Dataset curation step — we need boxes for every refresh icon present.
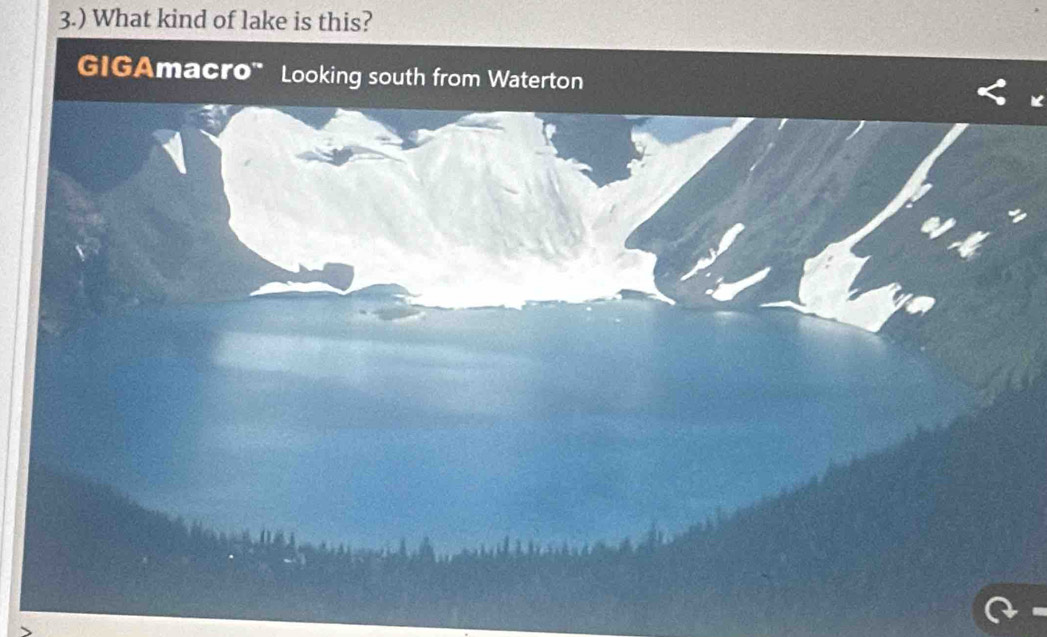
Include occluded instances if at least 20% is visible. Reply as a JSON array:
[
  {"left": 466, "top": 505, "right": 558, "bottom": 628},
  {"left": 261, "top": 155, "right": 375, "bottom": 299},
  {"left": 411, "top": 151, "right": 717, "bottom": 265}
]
[
  {"left": 974, "top": 583, "right": 1047, "bottom": 636},
  {"left": 985, "top": 596, "right": 1019, "bottom": 625}
]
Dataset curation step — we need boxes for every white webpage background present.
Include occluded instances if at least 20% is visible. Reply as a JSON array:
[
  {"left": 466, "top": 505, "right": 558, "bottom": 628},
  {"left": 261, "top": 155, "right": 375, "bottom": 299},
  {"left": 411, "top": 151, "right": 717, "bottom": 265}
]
[
  {"left": 0, "top": 0, "right": 47, "bottom": 632},
  {"left": 22, "top": 0, "right": 1047, "bottom": 56},
  {"left": 3, "top": 0, "right": 1047, "bottom": 633}
]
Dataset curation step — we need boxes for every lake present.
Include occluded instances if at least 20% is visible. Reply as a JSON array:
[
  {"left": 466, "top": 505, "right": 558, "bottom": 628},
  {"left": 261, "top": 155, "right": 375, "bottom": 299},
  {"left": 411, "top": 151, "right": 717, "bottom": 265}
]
[{"left": 29, "top": 296, "right": 971, "bottom": 552}]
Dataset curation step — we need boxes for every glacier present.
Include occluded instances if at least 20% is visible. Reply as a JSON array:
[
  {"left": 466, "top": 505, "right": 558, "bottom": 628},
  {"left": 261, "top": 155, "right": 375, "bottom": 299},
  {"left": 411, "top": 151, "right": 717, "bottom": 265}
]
[{"left": 217, "top": 108, "right": 749, "bottom": 308}]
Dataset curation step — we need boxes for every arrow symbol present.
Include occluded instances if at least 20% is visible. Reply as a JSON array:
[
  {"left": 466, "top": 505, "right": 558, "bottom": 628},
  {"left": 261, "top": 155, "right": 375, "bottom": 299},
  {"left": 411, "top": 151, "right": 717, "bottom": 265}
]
[
  {"left": 985, "top": 596, "right": 1019, "bottom": 623},
  {"left": 20, "top": 627, "right": 32, "bottom": 637},
  {"left": 1033, "top": 95, "right": 1045, "bottom": 108}
]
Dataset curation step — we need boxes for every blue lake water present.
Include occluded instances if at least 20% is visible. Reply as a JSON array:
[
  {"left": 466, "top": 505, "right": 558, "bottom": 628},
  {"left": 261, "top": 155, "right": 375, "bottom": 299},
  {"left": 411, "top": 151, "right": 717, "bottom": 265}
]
[{"left": 30, "top": 297, "right": 971, "bottom": 552}]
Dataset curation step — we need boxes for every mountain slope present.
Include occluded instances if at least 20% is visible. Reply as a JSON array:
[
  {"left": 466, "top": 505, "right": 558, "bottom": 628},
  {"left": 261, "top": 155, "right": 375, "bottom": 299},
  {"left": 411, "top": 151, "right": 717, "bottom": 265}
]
[
  {"left": 629, "top": 119, "right": 1047, "bottom": 398},
  {"left": 40, "top": 111, "right": 355, "bottom": 331}
]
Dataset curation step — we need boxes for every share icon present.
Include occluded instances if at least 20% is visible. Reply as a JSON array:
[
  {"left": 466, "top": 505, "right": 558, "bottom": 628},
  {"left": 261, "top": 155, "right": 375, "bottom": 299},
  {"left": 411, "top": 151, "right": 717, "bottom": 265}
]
[{"left": 978, "top": 78, "right": 1008, "bottom": 106}]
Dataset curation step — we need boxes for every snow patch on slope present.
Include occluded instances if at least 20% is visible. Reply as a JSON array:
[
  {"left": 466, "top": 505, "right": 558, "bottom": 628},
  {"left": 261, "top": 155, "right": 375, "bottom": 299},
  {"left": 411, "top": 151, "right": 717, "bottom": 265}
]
[
  {"left": 252, "top": 282, "right": 352, "bottom": 296},
  {"left": 153, "top": 129, "right": 186, "bottom": 174},
  {"left": 221, "top": 109, "right": 750, "bottom": 308},
  {"left": 772, "top": 124, "right": 967, "bottom": 332},
  {"left": 845, "top": 121, "right": 866, "bottom": 141},
  {"left": 1008, "top": 208, "right": 1028, "bottom": 224},
  {"left": 949, "top": 231, "right": 990, "bottom": 260},
  {"left": 904, "top": 184, "right": 933, "bottom": 209},
  {"left": 680, "top": 223, "right": 745, "bottom": 281},
  {"left": 749, "top": 142, "right": 774, "bottom": 173},
  {"left": 905, "top": 296, "right": 936, "bottom": 314},
  {"left": 921, "top": 216, "right": 956, "bottom": 240},
  {"left": 708, "top": 267, "right": 771, "bottom": 301},
  {"left": 200, "top": 130, "right": 221, "bottom": 148}
]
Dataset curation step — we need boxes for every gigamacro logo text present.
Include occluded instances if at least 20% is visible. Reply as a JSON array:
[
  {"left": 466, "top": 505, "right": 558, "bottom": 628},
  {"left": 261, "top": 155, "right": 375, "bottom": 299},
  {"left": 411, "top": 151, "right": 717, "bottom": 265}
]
[{"left": 76, "top": 54, "right": 263, "bottom": 80}]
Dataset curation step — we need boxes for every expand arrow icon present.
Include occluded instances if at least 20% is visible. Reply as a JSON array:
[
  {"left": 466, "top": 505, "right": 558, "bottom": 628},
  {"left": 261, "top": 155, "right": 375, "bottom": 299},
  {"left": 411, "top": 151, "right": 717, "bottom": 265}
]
[
  {"left": 1032, "top": 95, "right": 1045, "bottom": 108},
  {"left": 20, "top": 627, "right": 32, "bottom": 637}
]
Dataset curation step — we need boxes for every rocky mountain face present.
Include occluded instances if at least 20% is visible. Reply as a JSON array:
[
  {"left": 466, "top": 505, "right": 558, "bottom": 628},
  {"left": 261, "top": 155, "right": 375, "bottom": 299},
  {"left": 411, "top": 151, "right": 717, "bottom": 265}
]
[
  {"left": 40, "top": 107, "right": 353, "bottom": 334},
  {"left": 38, "top": 171, "right": 108, "bottom": 335},
  {"left": 629, "top": 119, "right": 1047, "bottom": 400}
]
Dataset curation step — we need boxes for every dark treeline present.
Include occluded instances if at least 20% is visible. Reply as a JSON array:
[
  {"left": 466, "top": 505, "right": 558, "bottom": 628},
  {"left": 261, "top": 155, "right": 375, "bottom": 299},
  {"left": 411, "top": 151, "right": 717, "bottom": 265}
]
[{"left": 22, "top": 374, "right": 1047, "bottom": 636}]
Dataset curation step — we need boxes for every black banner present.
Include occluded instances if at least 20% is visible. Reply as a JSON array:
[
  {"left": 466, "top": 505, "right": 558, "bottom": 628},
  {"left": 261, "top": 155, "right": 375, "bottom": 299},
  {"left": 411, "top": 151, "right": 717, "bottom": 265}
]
[{"left": 54, "top": 38, "right": 1047, "bottom": 125}]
